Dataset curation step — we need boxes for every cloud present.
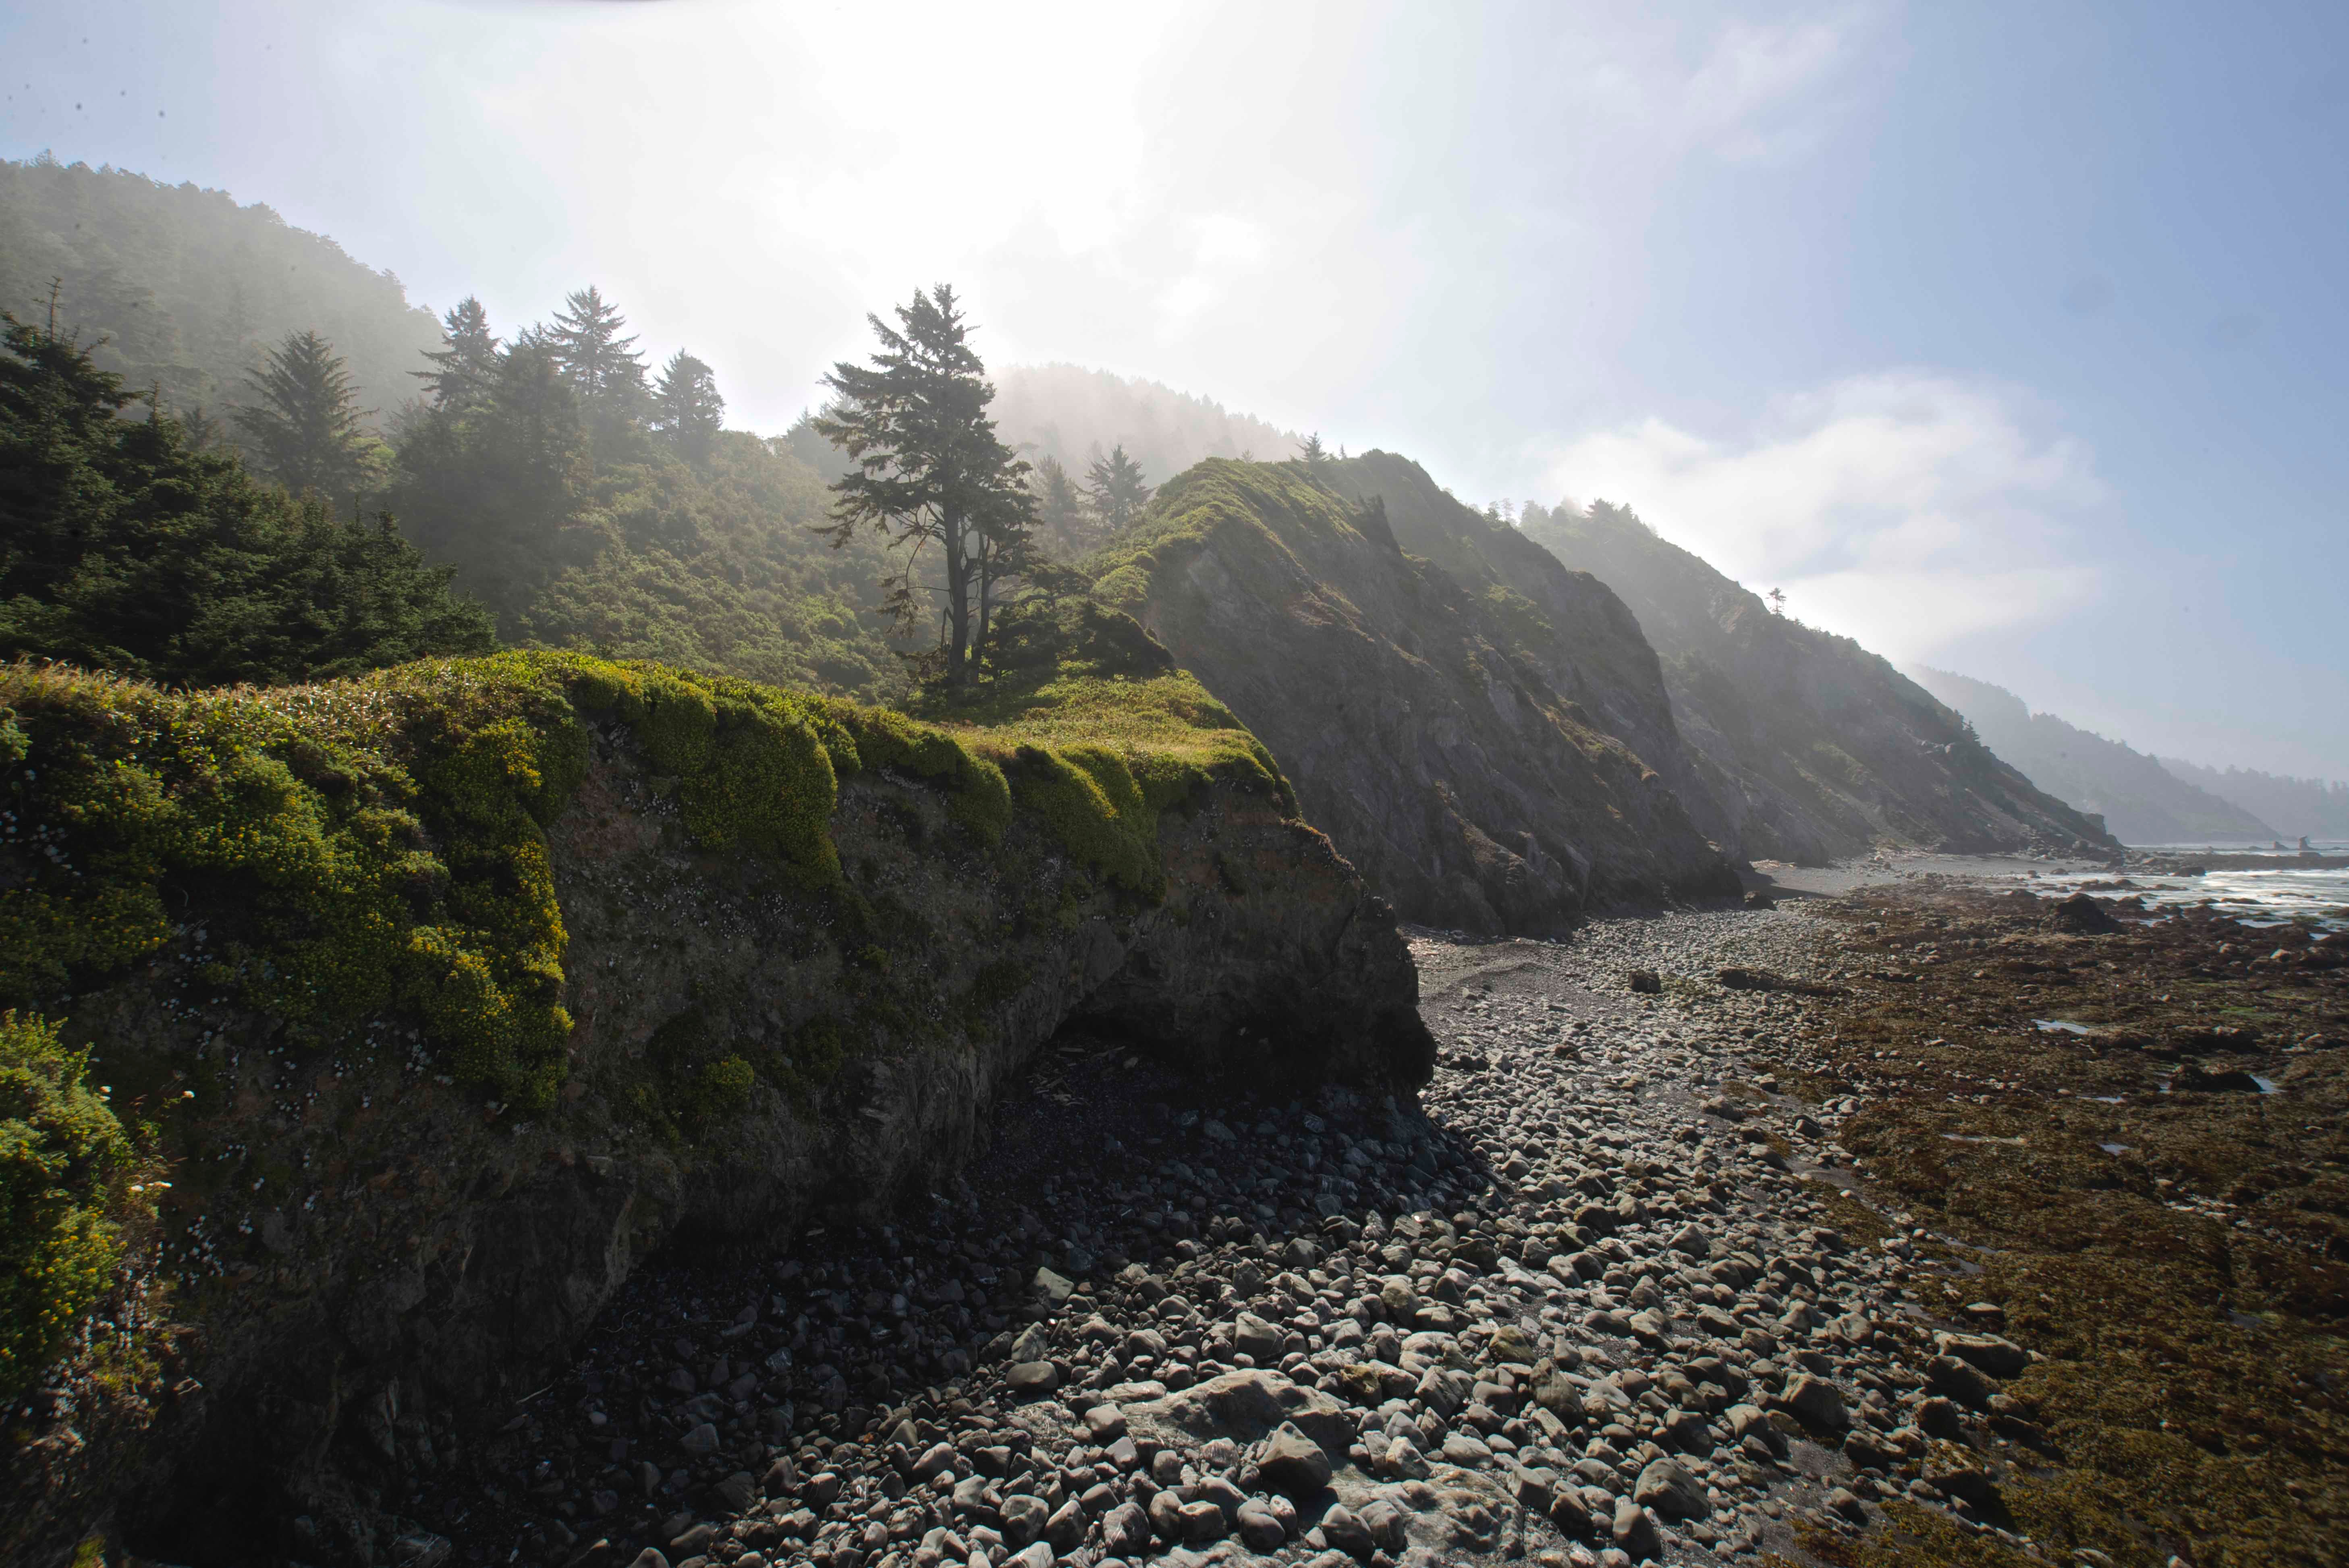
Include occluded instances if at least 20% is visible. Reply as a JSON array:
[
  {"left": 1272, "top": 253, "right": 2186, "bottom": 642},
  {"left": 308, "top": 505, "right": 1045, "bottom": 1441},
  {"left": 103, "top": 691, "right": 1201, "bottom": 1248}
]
[
  {"left": 1539, "top": 371, "right": 2108, "bottom": 656},
  {"left": 1569, "top": 5, "right": 1878, "bottom": 166}
]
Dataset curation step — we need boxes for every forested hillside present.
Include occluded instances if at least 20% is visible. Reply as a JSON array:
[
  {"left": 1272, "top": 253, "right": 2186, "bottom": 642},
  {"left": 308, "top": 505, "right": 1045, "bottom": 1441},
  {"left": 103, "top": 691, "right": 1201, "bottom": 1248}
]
[
  {"left": 1909, "top": 666, "right": 2276, "bottom": 844},
  {"left": 0, "top": 157, "right": 920, "bottom": 701},
  {"left": 0, "top": 155, "right": 439, "bottom": 430},
  {"left": 1513, "top": 498, "right": 2114, "bottom": 861}
]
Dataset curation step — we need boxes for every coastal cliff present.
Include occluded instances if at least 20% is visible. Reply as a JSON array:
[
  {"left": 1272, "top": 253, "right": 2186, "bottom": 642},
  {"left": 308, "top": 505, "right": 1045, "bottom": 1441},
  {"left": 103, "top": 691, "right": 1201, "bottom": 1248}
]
[{"left": 0, "top": 644, "right": 1431, "bottom": 1566}]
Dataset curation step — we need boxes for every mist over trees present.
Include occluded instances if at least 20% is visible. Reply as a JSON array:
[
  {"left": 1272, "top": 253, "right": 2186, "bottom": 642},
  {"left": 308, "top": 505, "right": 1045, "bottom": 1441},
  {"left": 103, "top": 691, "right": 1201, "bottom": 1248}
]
[
  {"left": 0, "top": 311, "right": 491, "bottom": 683},
  {"left": 1083, "top": 444, "right": 1153, "bottom": 535},
  {"left": 2155, "top": 756, "right": 2349, "bottom": 839},
  {"left": 0, "top": 156, "right": 439, "bottom": 439},
  {"left": 988, "top": 363, "right": 1301, "bottom": 484}
]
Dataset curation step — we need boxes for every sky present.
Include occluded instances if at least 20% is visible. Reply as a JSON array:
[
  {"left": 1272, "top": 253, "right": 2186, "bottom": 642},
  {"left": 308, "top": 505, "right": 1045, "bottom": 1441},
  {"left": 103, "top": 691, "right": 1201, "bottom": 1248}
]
[{"left": 4, "top": 0, "right": 2344, "bottom": 779}]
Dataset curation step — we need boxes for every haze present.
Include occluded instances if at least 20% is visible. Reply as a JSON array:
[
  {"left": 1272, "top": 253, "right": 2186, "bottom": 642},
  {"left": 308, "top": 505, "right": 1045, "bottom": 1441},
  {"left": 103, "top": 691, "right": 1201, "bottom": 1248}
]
[{"left": 6, "top": 0, "right": 2345, "bottom": 778}]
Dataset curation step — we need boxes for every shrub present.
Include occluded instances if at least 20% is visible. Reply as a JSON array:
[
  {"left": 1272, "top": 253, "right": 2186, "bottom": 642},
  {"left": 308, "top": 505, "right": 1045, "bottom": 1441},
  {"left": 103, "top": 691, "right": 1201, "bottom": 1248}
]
[{"left": 0, "top": 1012, "right": 139, "bottom": 1400}]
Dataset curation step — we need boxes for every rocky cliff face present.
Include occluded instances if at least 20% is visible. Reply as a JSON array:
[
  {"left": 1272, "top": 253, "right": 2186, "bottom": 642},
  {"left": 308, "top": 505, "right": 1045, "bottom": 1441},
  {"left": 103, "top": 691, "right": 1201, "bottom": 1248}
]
[
  {"left": 1315, "top": 454, "right": 1737, "bottom": 856},
  {"left": 1517, "top": 504, "right": 2117, "bottom": 863},
  {"left": 0, "top": 650, "right": 1430, "bottom": 1567},
  {"left": 1087, "top": 461, "right": 1739, "bottom": 935}
]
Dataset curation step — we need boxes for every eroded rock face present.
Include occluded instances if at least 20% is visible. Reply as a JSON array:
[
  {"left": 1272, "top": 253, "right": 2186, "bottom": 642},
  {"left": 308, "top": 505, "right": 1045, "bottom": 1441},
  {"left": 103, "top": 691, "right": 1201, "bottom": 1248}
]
[
  {"left": 1091, "top": 462, "right": 1740, "bottom": 935},
  {"left": 17, "top": 722, "right": 1430, "bottom": 1567},
  {"left": 1520, "top": 502, "right": 2118, "bottom": 863}
]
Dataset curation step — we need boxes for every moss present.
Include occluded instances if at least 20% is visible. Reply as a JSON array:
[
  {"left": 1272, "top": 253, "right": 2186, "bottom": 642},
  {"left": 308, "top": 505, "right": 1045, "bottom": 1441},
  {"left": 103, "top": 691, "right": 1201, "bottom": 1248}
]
[
  {"left": 1, "top": 633, "right": 1293, "bottom": 1113},
  {"left": 906, "top": 595, "right": 1299, "bottom": 886},
  {"left": 0, "top": 1011, "right": 143, "bottom": 1400}
]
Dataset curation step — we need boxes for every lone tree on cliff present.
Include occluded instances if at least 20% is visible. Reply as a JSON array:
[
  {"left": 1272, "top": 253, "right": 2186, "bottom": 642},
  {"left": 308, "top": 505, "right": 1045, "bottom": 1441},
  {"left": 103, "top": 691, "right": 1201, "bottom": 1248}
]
[{"left": 815, "top": 285, "right": 1033, "bottom": 683}]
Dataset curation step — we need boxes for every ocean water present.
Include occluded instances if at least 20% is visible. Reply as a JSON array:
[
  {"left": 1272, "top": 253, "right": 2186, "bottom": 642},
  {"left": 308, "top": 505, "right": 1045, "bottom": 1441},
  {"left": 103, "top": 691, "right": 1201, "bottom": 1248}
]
[{"left": 2037, "top": 839, "right": 2349, "bottom": 929}]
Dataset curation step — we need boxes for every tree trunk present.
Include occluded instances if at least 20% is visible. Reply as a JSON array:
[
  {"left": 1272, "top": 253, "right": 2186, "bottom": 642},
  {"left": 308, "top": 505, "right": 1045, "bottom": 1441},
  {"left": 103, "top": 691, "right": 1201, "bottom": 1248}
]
[{"left": 944, "top": 508, "right": 972, "bottom": 684}]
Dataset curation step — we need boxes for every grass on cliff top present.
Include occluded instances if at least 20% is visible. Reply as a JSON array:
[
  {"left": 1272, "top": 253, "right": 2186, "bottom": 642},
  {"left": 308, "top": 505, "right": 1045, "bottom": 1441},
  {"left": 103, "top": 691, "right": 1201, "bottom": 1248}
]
[
  {"left": 1085, "top": 457, "right": 1379, "bottom": 622},
  {"left": 907, "top": 596, "right": 1301, "bottom": 896},
  {"left": 0, "top": 634, "right": 1293, "bottom": 1119},
  {"left": 1755, "top": 886, "right": 2348, "bottom": 1568}
]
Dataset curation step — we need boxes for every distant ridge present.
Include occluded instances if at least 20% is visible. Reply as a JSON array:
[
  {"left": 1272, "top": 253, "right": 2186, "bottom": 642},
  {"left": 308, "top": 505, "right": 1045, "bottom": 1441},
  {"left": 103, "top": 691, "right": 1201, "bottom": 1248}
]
[
  {"left": 0, "top": 155, "right": 439, "bottom": 428},
  {"left": 1507, "top": 500, "right": 2112, "bottom": 863},
  {"left": 1909, "top": 667, "right": 2276, "bottom": 844},
  {"left": 2155, "top": 756, "right": 2349, "bottom": 840}
]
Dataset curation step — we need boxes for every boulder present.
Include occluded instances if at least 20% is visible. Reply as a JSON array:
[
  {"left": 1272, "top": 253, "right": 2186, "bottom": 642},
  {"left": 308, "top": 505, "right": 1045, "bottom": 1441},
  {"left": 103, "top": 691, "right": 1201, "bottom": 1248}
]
[
  {"left": 1776, "top": 1373, "right": 1848, "bottom": 1429},
  {"left": 1252, "top": 1422, "right": 1334, "bottom": 1499},
  {"left": 1122, "top": 1369, "right": 1354, "bottom": 1456},
  {"left": 1631, "top": 1458, "right": 1708, "bottom": 1520}
]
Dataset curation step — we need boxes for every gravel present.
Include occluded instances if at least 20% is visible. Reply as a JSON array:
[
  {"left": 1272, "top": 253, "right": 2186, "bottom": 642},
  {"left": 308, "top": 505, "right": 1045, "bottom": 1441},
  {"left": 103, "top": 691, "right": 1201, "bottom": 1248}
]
[{"left": 422, "top": 908, "right": 2041, "bottom": 1567}]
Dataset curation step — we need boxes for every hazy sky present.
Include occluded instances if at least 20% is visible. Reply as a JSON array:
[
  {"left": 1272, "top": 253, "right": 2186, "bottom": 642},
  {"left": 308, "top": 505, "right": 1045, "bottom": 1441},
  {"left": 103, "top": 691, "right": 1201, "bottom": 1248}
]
[{"left": 5, "top": 0, "right": 2345, "bottom": 778}]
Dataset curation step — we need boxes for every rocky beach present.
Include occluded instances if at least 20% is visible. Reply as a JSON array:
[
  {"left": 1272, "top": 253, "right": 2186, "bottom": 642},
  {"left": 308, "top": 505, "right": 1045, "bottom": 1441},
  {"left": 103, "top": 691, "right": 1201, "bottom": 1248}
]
[{"left": 400, "top": 877, "right": 2337, "bottom": 1568}]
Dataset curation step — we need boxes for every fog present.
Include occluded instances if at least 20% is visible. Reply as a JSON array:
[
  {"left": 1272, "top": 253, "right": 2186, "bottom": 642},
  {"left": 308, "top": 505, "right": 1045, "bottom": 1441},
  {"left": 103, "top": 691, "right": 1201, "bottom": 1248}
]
[{"left": 2, "top": 0, "right": 2344, "bottom": 776}]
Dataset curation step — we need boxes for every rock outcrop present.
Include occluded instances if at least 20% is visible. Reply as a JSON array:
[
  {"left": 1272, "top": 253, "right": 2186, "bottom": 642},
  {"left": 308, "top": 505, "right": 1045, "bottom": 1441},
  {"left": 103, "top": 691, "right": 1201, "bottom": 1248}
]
[
  {"left": 1516, "top": 501, "right": 2118, "bottom": 862},
  {"left": 1317, "top": 452, "right": 1735, "bottom": 855},
  {"left": 1088, "top": 461, "right": 1740, "bottom": 935},
  {"left": 0, "top": 648, "right": 1430, "bottom": 1566}
]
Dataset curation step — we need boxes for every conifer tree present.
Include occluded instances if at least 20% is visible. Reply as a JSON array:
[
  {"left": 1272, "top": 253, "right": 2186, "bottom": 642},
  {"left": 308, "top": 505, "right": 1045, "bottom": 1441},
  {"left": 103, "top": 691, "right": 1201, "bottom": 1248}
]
[
  {"left": 1, "top": 312, "right": 492, "bottom": 683},
  {"left": 815, "top": 285, "right": 1033, "bottom": 684},
  {"left": 1031, "top": 454, "right": 1094, "bottom": 558},
  {"left": 1083, "top": 444, "right": 1152, "bottom": 535},
  {"left": 1299, "top": 431, "right": 1331, "bottom": 469},
  {"left": 652, "top": 349, "right": 725, "bottom": 462},
  {"left": 231, "top": 329, "right": 380, "bottom": 504},
  {"left": 547, "top": 286, "right": 647, "bottom": 414},
  {"left": 414, "top": 296, "right": 501, "bottom": 413}
]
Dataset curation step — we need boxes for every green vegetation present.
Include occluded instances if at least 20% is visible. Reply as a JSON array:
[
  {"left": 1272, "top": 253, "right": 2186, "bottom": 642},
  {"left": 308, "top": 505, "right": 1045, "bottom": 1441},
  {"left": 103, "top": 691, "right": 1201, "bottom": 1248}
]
[
  {"left": 1087, "top": 456, "right": 1367, "bottom": 614},
  {"left": 1761, "top": 886, "right": 2348, "bottom": 1568},
  {"left": 0, "top": 156, "right": 441, "bottom": 430},
  {"left": 0, "top": 1010, "right": 146, "bottom": 1400},
  {"left": 909, "top": 596, "right": 1296, "bottom": 895},
  {"left": 0, "top": 312, "right": 494, "bottom": 685},
  {"left": 1, "top": 634, "right": 1287, "bottom": 1109},
  {"left": 231, "top": 327, "right": 387, "bottom": 510},
  {"left": 815, "top": 285, "right": 1038, "bottom": 683},
  {"left": 389, "top": 292, "right": 915, "bottom": 700}
]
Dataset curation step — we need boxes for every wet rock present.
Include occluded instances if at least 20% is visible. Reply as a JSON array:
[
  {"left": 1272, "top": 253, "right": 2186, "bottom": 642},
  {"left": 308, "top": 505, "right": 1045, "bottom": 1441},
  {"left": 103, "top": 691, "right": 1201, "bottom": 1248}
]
[
  {"left": 1103, "top": 1501, "right": 1151, "bottom": 1556},
  {"left": 1004, "top": 1361, "right": 1061, "bottom": 1395},
  {"left": 1318, "top": 1504, "right": 1376, "bottom": 1558},
  {"left": 2051, "top": 892, "right": 2120, "bottom": 934}
]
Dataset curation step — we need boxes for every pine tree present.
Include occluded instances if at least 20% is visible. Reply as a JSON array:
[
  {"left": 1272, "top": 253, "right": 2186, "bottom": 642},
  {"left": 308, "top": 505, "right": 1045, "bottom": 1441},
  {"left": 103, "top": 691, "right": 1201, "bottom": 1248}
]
[
  {"left": 1299, "top": 431, "right": 1331, "bottom": 469},
  {"left": 652, "top": 349, "right": 725, "bottom": 462},
  {"left": 231, "top": 329, "right": 381, "bottom": 504},
  {"left": 1031, "top": 455, "right": 1095, "bottom": 558},
  {"left": 814, "top": 285, "right": 1034, "bottom": 684},
  {"left": 546, "top": 286, "right": 647, "bottom": 415},
  {"left": 414, "top": 296, "right": 501, "bottom": 413},
  {"left": 1083, "top": 444, "right": 1152, "bottom": 535}
]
